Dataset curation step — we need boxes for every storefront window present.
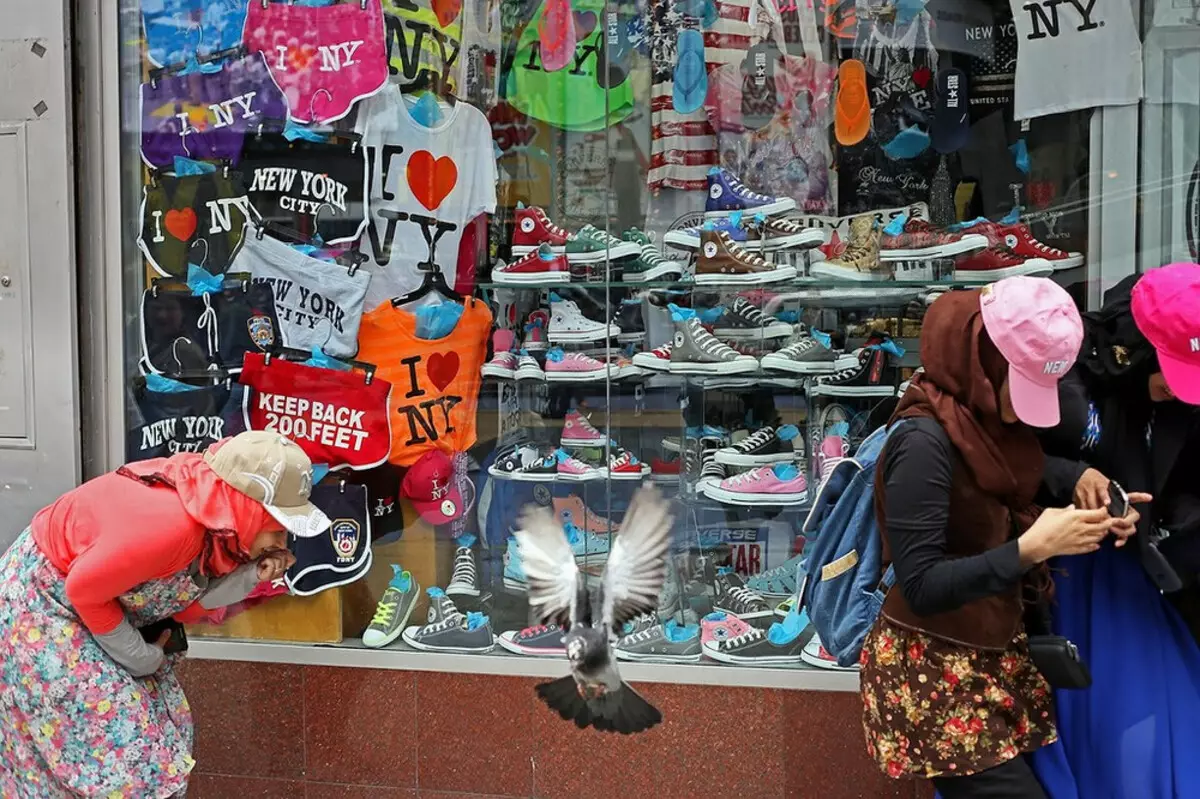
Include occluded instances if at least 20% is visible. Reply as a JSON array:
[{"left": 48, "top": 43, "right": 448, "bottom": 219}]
[{"left": 114, "top": 0, "right": 1113, "bottom": 673}]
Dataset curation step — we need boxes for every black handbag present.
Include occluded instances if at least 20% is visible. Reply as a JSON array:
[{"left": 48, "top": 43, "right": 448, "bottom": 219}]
[
  {"left": 138, "top": 618, "right": 189, "bottom": 655},
  {"left": 1024, "top": 596, "right": 1091, "bottom": 690}
]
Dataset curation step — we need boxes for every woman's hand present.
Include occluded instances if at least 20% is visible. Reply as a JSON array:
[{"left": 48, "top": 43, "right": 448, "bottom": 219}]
[
  {"left": 256, "top": 550, "right": 295, "bottom": 582},
  {"left": 1074, "top": 468, "right": 1111, "bottom": 510},
  {"left": 1019, "top": 506, "right": 1115, "bottom": 565},
  {"left": 1109, "top": 492, "right": 1152, "bottom": 547}
]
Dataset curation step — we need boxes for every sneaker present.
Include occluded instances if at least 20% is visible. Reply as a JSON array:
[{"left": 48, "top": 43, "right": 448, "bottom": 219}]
[
  {"left": 401, "top": 588, "right": 495, "bottom": 653},
  {"left": 701, "top": 615, "right": 806, "bottom": 664},
  {"left": 744, "top": 214, "right": 825, "bottom": 252},
  {"left": 746, "top": 552, "right": 805, "bottom": 601},
  {"left": 809, "top": 215, "right": 891, "bottom": 281},
  {"left": 760, "top": 331, "right": 857, "bottom": 375},
  {"left": 711, "top": 297, "right": 793, "bottom": 340},
  {"left": 511, "top": 206, "right": 624, "bottom": 263},
  {"left": 481, "top": 350, "right": 519, "bottom": 379},
  {"left": 521, "top": 313, "right": 549, "bottom": 352},
  {"left": 554, "top": 495, "right": 617, "bottom": 535},
  {"left": 713, "top": 568, "right": 774, "bottom": 620},
  {"left": 879, "top": 216, "right": 989, "bottom": 261},
  {"left": 445, "top": 545, "right": 479, "bottom": 597},
  {"left": 663, "top": 216, "right": 749, "bottom": 251},
  {"left": 576, "top": 223, "right": 642, "bottom": 260},
  {"left": 564, "top": 521, "right": 611, "bottom": 559},
  {"left": 810, "top": 339, "right": 902, "bottom": 397},
  {"left": 668, "top": 312, "right": 760, "bottom": 375},
  {"left": 714, "top": 424, "right": 801, "bottom": 467},
  {"left": 705, "top": 166, "right": 797, "bottom": 218},
  {"left": 662, "top": 425, "right": 728, "bottom": 453},
  {"left": 614, "top": 620, "right": 702, "bottom": 663},
  {"left": 544, "top": 347, "right": 611, "bottom": 381},
  {"left": 632, "top": 343, "right": 672, "bottom": 371},
  {"left": 488, "top": 445, "right": 537, "bottom": 479},
  {"left": 621, "top": 229, "right": 687, "bottom": 281},
  {"left": 650, "top": 456, "right": 681, "bottom": 484},
  {"left": 695, "top": 447, "right": 727, "bottom": 495},
  {"left": 705, "top": 463, "right": 808, "bottom": 505},
  {"left": 696, "top": 230, "right": 797, "bottom": 285},
  {"left": 561, "top": 409, "right": 607, "bottom": 447},
  {"left": 555, "top": 448, "right": 604, "bottom": 481},
  {"left": 514, "top": 349, "right": 545, "bottom": 380},
  {"left": 612, "top": 299, "right": 646, "bottom": 342},
  {"left": 494, "top": 449, "right": 559, "bottom": 482},
  {"left": 621, "top": 611, "right": 662, "bottom": 638},
  {"left": 497, "top": 624, "right": 567, "bottom": 656},
  {"left": 951, "top": 246, "right": 1053, "bottom": 280},
  {"left": 800, "top": 632, "right": 859, "bottom": 671},
  {"left": 548, "top": 293, "right": 621, "bottom": 342},
  {"left": 965, "top": 218, "right": 1084, "bottom": 271},
  {"left": 362, "top": 565, "right": 420, "bottom": 648},
  {"left": 493, "top": 242, "right": 571, "bottom": 284},
  {"left": 700, "top": 610, "right": 753, "bottom": 648},
  {"left": 814, "top": 411, "right": 851, "bottom": 486},
  {"left": 603, "top": 448, "right": 650, "bottom": 479},
  {"left": 502, "top": 537, "right": 527, "bottom": 590}
]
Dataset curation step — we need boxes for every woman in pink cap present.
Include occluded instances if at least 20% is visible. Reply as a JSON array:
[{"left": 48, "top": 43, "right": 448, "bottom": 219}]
[
  {"left": 1030, "top": 263, "right": 1200, "bottom": 798},
  {"left": 860, "top": 277, "right": 1139, "bottom": 798}
]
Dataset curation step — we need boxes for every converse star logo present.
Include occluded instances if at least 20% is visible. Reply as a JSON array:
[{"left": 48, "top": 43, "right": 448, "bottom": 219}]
[
  {"left": 703, "top": 241, "right": 718, "bottom": 258},
  {"left": 520, "top": 217, "right": 535, "bottom": 232},
  {"left": 674, "top": 331, "right": 685, "bottom": 347},
  {"left": 709, "top": 184, "right": 723, "bottom": 199}
]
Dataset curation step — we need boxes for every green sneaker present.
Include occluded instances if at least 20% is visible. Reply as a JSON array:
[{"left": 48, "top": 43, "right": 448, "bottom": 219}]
[
  {"left": 576, "top": 224, "right": 641, "bottom": 261},
  {"left": 362, "top": 566, "right": 420, "bottom": 648},
  {"left": 621, "top": 228, "right": 687, "bottom": 282}
]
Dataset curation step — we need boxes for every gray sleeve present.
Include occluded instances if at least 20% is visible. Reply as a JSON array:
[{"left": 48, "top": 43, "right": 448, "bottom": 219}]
[
  {"left": 94, "top": 619, "right": 164, "bottom": 677},
  {"left": 198, "top": 562, "right": 261, "bottom": 610}
]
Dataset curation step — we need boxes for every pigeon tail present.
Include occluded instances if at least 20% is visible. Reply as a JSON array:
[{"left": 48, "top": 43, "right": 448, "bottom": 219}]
[{"left": 535, "top": 677, "right": 662, "bottom": 735}]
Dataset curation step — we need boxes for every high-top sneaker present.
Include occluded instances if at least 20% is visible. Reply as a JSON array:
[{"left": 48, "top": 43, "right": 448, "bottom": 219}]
[
  {"left": 952, "top": 246, "right": 1053, "bottom": 280},
  {"left": 712, "top": 296, "right": 793, "bottom": 339},
  {"left": 611, "top": 298, "right": 646, "bottom": 342},
  {"left": 669, "top": 314, "right": 760, "bottom": 375},
  {"left": 810, "top": 338, "right": 902, "bottom": 397},
  {"left": 695, "top": 447, "right": 727, "bottom": 495},
  {"left": 575, "top": 223, "right": 642, "bottom": 260},
  {"left": 965, "top": 219, "right": 1084, "bottom": 271},
  {"left": 561, "top": 408, "right": 607, "bottom": 447},
  {"left": 522, "top": 311, "right": 549, "bottom": 352},
  {"left": 621, "top": 228, "right": 687, "bottom": 281},
  {"left": 879, "top": 216, "right": 989, "bottom": 261},
  {"left": 511, "top": 206, "right": 627, "bottom": 263},
  {"left": 705, "top": 167, "right": 797, "bottom": 218},
  {"left": 743, "top": 212, "right": 825, "bottom": 251},
  {"left": 492, "top": 243, "right": 571, "bottom": 285},
  {"left": 810, "top": 215, "right": 891, "bottom": 281},
  {"left": 548, "top": 293, "right": 621, "bottom": 342},
  {"left": 713, "top": 567, "right": 774, "bottom": 620},
  {"left": 663, "top": 216, "right": 749, "bottom": 251},
  {"left": 446, "top": 544, "right": 480, "bottom": 597},
  {"left": 696, "top": 230, "right": 797, "bottom": 285},
  {"left": 401, "top": 588, "right": 495, "bottom": 653},
  {"left": 713, "top": 424, "right": 802, "bottom": 466},
  {"left": 631, "top": 342, "right": 672, "bottom": 371},
  {"left": 760, "top": 330, "right": 857, "bottom": 374}
]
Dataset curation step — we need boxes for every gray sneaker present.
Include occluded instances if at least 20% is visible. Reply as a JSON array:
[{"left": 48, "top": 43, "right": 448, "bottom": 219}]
[
  {"left": 713, "top": 568, "right": 774, "bottom": 621},
  {"left": 362, "top": 565, "right": 420, "bottom": 648},
  {"left": 615, "top": 621, "right": 702, "bottom": 663},
  {"left": 702, "top": 624, "right": 804, "bottom": 664},
  {"left": 696, "top": 448, "right": 727, "bottom": 495},
  {"left": 761, "top": 333, "right": 859, "bottom": 375},
  {"left": 445, "top": 545, "right": 479, "bottom": 598},
  {"left": 668, "top": 314, "right": 759, "bottom": 375},
  {"left": 401, "top": 589, "right": 495, "bottom": 653},
  {"left": 712, "top": 297, "right": 793, "bottom": 340},
  {"left": 497, "top": 624, "right": 567, "bottom": 656}
]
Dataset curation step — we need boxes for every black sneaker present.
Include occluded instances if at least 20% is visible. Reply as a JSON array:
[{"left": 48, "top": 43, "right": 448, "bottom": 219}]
[
  {"left": 696, "top": 447, "right": 727, "bottom": 495},
  {"left": 488, "top": 447, "right": 558, "bottom": 481},
  {"left": 612, "top": 299, "right": 646, "bottom": 343},
  {"left": 445, "top": 545, "right": 480, "bottom": 597},
  {"left": 810, "top": 340, "right": 901, "bottom": 398},
  {"left": 712, "top": 568, "right": 774, "bottom": 621},
  {"left": 714, "top": 425, "right": 802, "bottom": 467},
  {"left": 712, "top": 297, "right": 793, "bottom": 340}
]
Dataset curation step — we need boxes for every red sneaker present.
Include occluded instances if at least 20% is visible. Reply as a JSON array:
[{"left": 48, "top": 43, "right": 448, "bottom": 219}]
[
  {"left": 977, "top": 221, "right": 1084, "bottom": 270},
  {"left": 512, "top": 206, "right": 573, "bottom": 256},
  {"left": 492, "top": 243, "right": 569, "bottom": 285},
  {"left": 879, "top": 218, "right": 989, "bottom": 261},
  {"left": 952, "top": 246, "right": 1053, "bottom": 281},
  {"left": 650, "top": 456, "right": 681, "bottom": 484}
]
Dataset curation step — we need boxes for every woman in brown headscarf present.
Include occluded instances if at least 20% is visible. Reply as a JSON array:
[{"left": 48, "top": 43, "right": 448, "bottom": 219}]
[{"left": 860, "top": 278, "right": 1140, "bottom": 798}]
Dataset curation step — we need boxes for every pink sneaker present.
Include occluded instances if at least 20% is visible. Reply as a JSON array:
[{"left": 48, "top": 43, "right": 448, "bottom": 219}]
[
  {"left": 481, "top": 350, "right": 519, "bottom": 379},
  {"left": 704, "top": 464, "right": 808, "bottom": 505},
  {"left": 816, "top": 434, "right": 849, "bottom": 484},
  {"left": 701, "top": 611, "right": 752, "bottom": 650},
  {"left": 555, "top": 449, "right": 603, "bottom": 482},
  {"left": 544, "top": 348, "right": 610, "bottom": 382},
  {"left": 631, "top": 343, "right": 672, "bottom": 372},
  {"left": 561, "top": 409, "right": 606, "bottom": 447}
]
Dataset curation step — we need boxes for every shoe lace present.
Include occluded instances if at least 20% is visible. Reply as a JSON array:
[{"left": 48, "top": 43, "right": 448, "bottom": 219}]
[
  {"left": 731, "top": 298, "right": 767, "bottom": 325},
  {"left": 721, "top": 626, "right": 765, "bottom": 648},
  {"left": 450, "top": 546, "right": 476, "bottom": 587},
  {"left": 726, "top": 171, "right": 771, "bottom": 202},
  {"left": 735, "top": 427, "right": 775, "bottom": 451},
  {"left": 535, "top": 208, "right": 571, "bottom": 239},
  {"left": 371, "top": 600, "right": 397, "bottom": 626},
  {"left": 779, "top": 337, "right": 817, "bottom": 357},
  {"left": 721, "top": 233, "right": 772, "bottom": 269},
  {"left": 1013, "top": 226, "right": 1063, "bottom": 255},
  {"left": 688, "top": 319, "right": 739, "bottom": 358},
  {"left": 725, "top": 585, "right": 765, "bottom": 609},
  {"left": 820, "top": 359, "right": 865, "bottom": 382},
  {"left": 626, "top": 626, "right": 661, "bottom": 644},
  {"left": 520, "top": 624, "right": 549, "bottom": 638},
  {"left": 723, "top": 466, "right": 769, "bottom": 486}
]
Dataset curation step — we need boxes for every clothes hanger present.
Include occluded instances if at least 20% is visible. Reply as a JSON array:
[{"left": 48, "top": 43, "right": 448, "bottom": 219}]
[
  {"left": 148, "top": 44, "right": 246, "bottom": 86},
  {"left": 150, "top": 273, "right": 250, "bottom": 297},
  {"left": 391, "top": 264, "right": 464, "bottom": 308},
  {"left": 263, "top": 347, "right": 378, "bottom": 384}
]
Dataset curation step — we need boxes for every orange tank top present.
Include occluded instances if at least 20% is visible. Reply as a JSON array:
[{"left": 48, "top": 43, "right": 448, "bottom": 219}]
[{"left": 355, "top": 298, "right": 493, "bottom": 466}]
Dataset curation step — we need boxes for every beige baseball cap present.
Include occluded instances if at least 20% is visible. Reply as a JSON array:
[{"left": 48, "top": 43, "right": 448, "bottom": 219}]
[{"left": 204, "top": 431, "right": 331, "bottom": 538}]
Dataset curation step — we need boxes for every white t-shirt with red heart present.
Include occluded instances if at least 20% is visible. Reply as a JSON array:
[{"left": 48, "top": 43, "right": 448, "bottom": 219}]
[{"left": 355, "top": 83, "right": 497, "bottom": 308}]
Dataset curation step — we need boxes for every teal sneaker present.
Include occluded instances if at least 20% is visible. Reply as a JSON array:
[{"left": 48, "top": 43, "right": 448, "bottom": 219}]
[
  {"left": 502, "top": 537, "right": 527, "bottom": 590},
  {"left": 746, "top": 552, "right": 805, "bottom": 601}
]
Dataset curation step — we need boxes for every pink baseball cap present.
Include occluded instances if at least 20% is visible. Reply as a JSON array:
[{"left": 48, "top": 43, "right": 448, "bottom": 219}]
[
  {"left": 401, "top": 451, "right": 465, "bottom": 526},
  {"left": 979, "top": 276, "right": 1083, "bottom": 428},
  {"left": 1131, "top": 263, "right": 1200, "bottom": 404}
]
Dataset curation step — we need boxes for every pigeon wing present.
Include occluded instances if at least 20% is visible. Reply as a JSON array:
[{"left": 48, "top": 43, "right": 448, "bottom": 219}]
[
  {"left": 514, "top": 504, "right": 580, "bottom": 626},
  {"left": 601, "top": 485, "right": 674, "bottom": 632}
]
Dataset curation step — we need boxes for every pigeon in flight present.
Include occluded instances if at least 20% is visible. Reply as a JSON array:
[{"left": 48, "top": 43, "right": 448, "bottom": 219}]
[{"left": 514, "top": 484, "right": 674, "bottom": 734}]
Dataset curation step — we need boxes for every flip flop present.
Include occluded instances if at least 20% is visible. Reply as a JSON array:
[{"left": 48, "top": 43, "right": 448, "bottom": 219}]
[
  {"left": 597, "top": 4, "right": 633, "bottom": 88},
  {"left": 834, "top": 58, "right": 870, "bottom": 146},
  {"left": 932, "top": 67, "right": 970, "bottom": 154},
  {"left": 673, "top": 29, "right": 707, "bottom": 114},
  {"left": 538, "top": 0, "right": 577, "bottom": 72}
]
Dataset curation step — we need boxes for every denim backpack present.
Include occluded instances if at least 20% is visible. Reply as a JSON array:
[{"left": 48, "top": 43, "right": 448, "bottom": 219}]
[{"left": 800, "top": 421, "right": 906, "bottom": 667}]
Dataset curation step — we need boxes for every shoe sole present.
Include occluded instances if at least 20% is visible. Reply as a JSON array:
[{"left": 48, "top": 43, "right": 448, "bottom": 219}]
[
  {"left": 694, "top": 266, "right": 798, "bottom": 285},
  {"left": 561, "top": 435, "right": 608, "bottom": 448},
  {"left": 631, "top": 355, "right": 671, "bottom": 371},
  {"left": 712, "top": 605, "right": 775, "bottom": 621},
  {"left": 668, "top": 359, "right": 760, "bottom": 375},
  {"left": 808, "top": 384, "right": 897, "bottom": 397},
  {"left": 601, "top": 467, "right": 651, "bottom": 480},
  {"left": 445, "top": 586, "right": 481, "bottom": 598},
  {"left": 757, "top": 230, "right": 826, "bottom": 250},
  {"left": 501, "top": 471, "right": 560, "bottom": 482},
  {"left": 545, "top": 370, "right": 609, "bottom": 381},
  {"left": 548, "top": 325, "right": 622, "bottom": 342},
  {"left": 481, "top": 366, "right": 517, "bottom": 379},
  {"left": 514, "top": 368, "right": 546, "bottom": 381},
  {"left": 497, "top": 631, "right": 566, "bottom": 656},
  {"left": 557, "top": 470, "right": 605, "bottom": 482},
  {"left": 704, "top": 198, "right": 796, "bottom": 218},
  {"left": 512, "top": 243, "right": 641, "bottom": 263},
  {"left": 808, "top": 262, "right": 890, "bottom": 281},
  {"left": 759, "top": 355, "right": 836, "bottom": 374},
  {"left": 1050, "top": 253, "right": 1085, "bottom": 270},
  {"left": 492, "top": 271, "right": 571, "bottom": 285},
  {"left": 713, "top": 449, "right": 795, "bottom": 467},
  {"left": 361, "top": 595, "right": 420, "bottom": 649},
  {"left": 952, "top": 258, "right": 1054, "bottom": 281},
  {"left": 714, "top": 322, "right": 793, "bottom": 339},
  {"left": 502, "top": 575, "right": 528, "bottom": 591},
  {"left": 879, "top": 233, "right": 989, "bottom": 261},
  {"left": 615, "top": 648, "right": 702, "bottom": 663},
  {"left": 623, "top": 264, "right": 685, "bottom": 282},
  {"left": 663, "top": 230, "right": 703, "bottom": 251},
  {"left": 650, "top": 472, "right": 681, "bottom": 484},
  {"left": 616, "top": 331, "right": 647, "bottom": 343},
  {"left": 703, "top": 485, "right": 809, "bottom": 505},
  {"left": 800, "top": 647, "right": 859, "bottom": 671},
  {"left": 702, "top": 641, "right": 801, "bottom": 664},
  {"left": 401, "top": 627, "right": 495, "bottom": 654}
]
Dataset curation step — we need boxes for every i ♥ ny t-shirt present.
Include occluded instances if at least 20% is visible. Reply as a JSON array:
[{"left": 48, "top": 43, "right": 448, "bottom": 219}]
[
  {"left": 355, "top": 298, "right": 492, "bottom": 466},
  {"left": 355, "top": 84, "right": 497, "bottom": 308}
]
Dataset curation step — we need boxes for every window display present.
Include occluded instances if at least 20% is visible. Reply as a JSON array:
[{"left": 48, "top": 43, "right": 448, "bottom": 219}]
[{"left": 115, "top": 0, "right": 1109, "bottom": 678}]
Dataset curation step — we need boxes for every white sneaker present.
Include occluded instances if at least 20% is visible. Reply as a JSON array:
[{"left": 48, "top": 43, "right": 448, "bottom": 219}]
[{"left": 548, "top": 294, "right": 621, "bottom": 343}]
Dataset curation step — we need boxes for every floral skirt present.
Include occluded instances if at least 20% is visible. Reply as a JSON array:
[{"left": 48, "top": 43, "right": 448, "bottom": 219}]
[
  {"left": 860, "top": 618, "right": 1057, "bottom": 780},
  {"left": 0, "top": 530, "right": 195, "bottom": 798}
]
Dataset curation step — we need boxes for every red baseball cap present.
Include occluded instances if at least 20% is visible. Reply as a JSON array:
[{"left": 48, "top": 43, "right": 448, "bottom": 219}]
[
  {"left": 1132, "top": 263, "right": 1200, "bottom": 404},
  {"left": 401, "top": 450, "right": 464, "bottom": 526}
]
